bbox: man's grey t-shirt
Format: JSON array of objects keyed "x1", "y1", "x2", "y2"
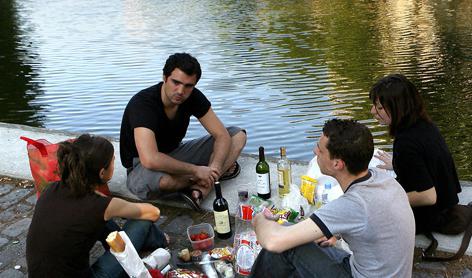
[{"x1": 311, "y1": 169, "x2": 415, "y2": 278}]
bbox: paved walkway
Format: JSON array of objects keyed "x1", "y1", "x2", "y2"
[
  {"x1": 1, "y1": 177, "x2": 472, "y2": 277},
  {"x1": 0, "y1": 177, "x2": 236, "y2": 277}
]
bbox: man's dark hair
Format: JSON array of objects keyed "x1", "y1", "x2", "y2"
[
  {"x1": 323, "y1": 119, "x2": 374, "y2": 175},
  {"x1": 163, "y1": 53, "x2": 202, "y2": 82},
  {"x1": 369, "y1": 73, "x2": 430, "y2": 136}
]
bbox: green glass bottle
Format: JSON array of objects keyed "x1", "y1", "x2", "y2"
[{"x1": 256, "y1": 146, "x2": 271, "y2": 199}]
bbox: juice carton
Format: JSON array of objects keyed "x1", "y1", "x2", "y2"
[{"x1": 300, "y1": 175, "x2": 317, "y2": 204}]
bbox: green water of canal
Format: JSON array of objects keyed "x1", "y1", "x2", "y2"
[{"x1": 1, "y1": 0, "x2": 471, "y2": 178}]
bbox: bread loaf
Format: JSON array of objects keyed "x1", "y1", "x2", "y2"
[{"x1": 106, "y1": 231, "x2": 125, "y2": 253}]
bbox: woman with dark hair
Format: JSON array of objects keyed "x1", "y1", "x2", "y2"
[
  {"x1": 369, "y1": 73, "x2": 461, "y2": 234},
  {"x1": 26, "y1": 134, "x2": 168, "y2": 278}
]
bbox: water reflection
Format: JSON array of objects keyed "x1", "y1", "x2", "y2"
[
  {"x1": 0, "y1": 0, "x2": 44, "y2": 126},
  {"x1": 1, "y1": 0, "x2": 471, "y2": 179}
]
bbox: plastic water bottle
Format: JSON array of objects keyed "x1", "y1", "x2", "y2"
[{"x1": 321, "y1": 183, "x2": 332, "y2": 205}]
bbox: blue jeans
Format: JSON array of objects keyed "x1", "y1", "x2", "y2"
[
  {"x1": 249, "y1": 242, "x2": 352, "y2": 278},
  {"x1": 91, "y1": 219, "x2": 167, "y2": 278}
]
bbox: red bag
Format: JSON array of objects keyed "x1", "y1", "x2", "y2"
[{"x1": 20, "y1": 136, "x2": 110, "y2": 198}]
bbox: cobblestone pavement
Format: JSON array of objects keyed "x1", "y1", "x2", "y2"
[{"x1": 1, "y1": 177, "x2": 472, "y2": 278}]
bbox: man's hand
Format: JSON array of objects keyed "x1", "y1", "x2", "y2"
[
  {"x1": 252, "y1": 212, "x2": 276, "y2": 230},
  {"x1": 193, "y1": 166, "x2": 219, "y2": 188},
  {"x1": 374, "y1": 150, "x2": 393, "y2": 170},
  {"x1": 315, "y1": 236, "x2": 337, "y2": 247},
  {"x1": 209, "y1": 165, "x2": 222, "y2": 180}
]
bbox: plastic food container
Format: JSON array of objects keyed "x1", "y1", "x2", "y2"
[{"x1": 187, "y1": 223, "x2": 215, "y2": 251}]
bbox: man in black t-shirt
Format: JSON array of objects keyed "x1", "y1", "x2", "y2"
[{"x1": 120, "y1": 53, "x2": 246, "y2": 207}]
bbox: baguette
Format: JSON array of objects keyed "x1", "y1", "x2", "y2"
[{"x1": 106, "y1": 231, "x2": 125, "y2": 253}]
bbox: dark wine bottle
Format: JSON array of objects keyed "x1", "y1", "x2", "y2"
[
  {"x1": 213, "y1": 181, "x2": 232, "y2": 239},
  {"x1": 256, "y1": 146, "x2": 271, "y2": 199}
]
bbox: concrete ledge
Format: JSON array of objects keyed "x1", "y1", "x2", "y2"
[
  {"x1": 0, "y1": 122, "x2": 308, "y2": 214},
  {"x1": 1, "y1": 122, "x2": 471, "y2": 255}
]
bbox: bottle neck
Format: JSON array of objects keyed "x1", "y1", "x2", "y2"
[
  {"x1": 259, "y1": 147, "x2": 265, "y2": 161},
  {"x1": 280, "y1": 147, "x2": 286, "y2": 159},
  {"x1": 215, "y1": 182, "x2": 222, "y2": 199}
]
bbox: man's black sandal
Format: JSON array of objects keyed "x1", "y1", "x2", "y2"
[
  {"x1": 220, "y1": 161, "x2": 241, "y2": 181},
  {"x1": 180, "y1": 188, "x2": 203, "y2": 212}
]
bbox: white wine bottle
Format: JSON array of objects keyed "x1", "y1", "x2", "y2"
[
  {"x1": 256, "y1": 146, "x2": 271, "y2": 199},
  {"x1": 277, "y1": 147, "x2": 291, "y2": 198}
]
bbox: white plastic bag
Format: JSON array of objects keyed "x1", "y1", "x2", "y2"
[
  {"x1": 281, "y1": 183, "x2": 311, "y2": 216},
  {"x1": 306, "y1": 156, "x2": 343, "y2": 202},
  {"x1": 306, "y1": 156, "x2": 322, "y2": 178},
  {"x1": 369, "y1": 149, "x2": 396, "y2": 178},
  {"x1": 142, "y1": 248, "x2": 170, "y2": 270}
]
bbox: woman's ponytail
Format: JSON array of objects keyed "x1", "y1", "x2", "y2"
[
  {"x1": 57, "y1": 141, "x2": 89, "y2": 197},
  {"x1": 57, "y1": 134, "x2": 114, "y2": 197}
]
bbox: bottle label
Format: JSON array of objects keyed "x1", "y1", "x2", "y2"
[
  {"x1": 277, "y1": 169, "x2": 291, "y2": 186},
  {"x1": 214, "y1": 210, "x2": 231, "y2": 233},
  {"x1": 277, "y1": 170, "x2": 284, "y2": 186},
  {"x1": 277, "y1": 168, "x2": 291, "y2": 197},
  {"x1": 256, "y1": 173, "x2": 270, "y2": 194}
]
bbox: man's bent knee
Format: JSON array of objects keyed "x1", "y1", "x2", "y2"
[
  {"x1": 232, "y1": 130, "x2": 247, "y2": 151},
  {"x1": 158, "y1": 175, "x2": 173, "y2": 191},
  {"x1": 159, "y1": 174, "x2": 190, "y2": 192}
]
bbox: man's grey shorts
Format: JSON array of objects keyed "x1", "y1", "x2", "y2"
[{"x1": 127, "y1": 126, "x2": 244, "y2": 200}]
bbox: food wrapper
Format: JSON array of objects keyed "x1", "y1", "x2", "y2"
[
  {"x1": 209, "y1": 247, "x2": 233, "y2": 261},
  {"x1": 166, "y1": 268, "x2": 206, "y2": 278},
  {"x1": 109, "y1": 231, "x2": 151, "y2": 278},
  {"x1": 270, "y1": 207, "x2": 298, "y2": 224},
  {"x1": 248, "y1": 195, "x2": 273, "y2": 214}
]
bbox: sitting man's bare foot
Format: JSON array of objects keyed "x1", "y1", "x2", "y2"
[{"x1": 220, "y1": 161, "x2": 241, "y2": 181}]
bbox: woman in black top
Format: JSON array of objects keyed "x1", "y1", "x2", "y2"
[
  {"x1": 26, "y1": 134, "x2": 168, "y2": 277},
  {"x1": 369, "y1": 74, "x2": 461, "y2": 234}
]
